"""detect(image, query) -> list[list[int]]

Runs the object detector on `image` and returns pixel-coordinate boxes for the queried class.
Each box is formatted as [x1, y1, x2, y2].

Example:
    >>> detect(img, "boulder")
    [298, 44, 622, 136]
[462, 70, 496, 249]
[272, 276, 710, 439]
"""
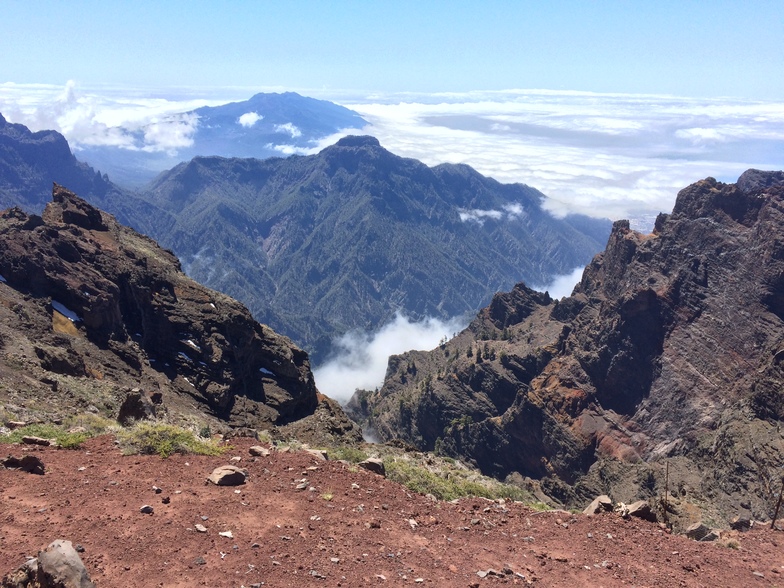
[1, 455, 45, 475]
[730, 517, 752, 532]
[207, 465, 248, 486]
[304, 449, 328, 461]
[684, 522, 710, 541]
[248, 446, 270, 457]
[21, 436, 53, 447]
[12, 539, 95, 588]
[626, 500, 658, 523]
[117, 389, 157, 426]
[358, 458, 386, 477]
[583, 495, 613, 516]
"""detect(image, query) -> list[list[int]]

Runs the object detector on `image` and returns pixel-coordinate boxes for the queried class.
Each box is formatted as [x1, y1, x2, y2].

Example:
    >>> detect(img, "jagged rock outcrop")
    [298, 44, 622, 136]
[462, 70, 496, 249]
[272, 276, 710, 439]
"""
[0, 185, 359, 438]
[351, 170, 784, 526]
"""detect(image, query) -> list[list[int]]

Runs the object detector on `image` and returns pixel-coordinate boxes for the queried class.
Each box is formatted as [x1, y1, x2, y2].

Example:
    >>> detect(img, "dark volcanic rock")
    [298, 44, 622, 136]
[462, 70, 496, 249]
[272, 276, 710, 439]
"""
[0, 185, 360, 436]
[353, 170, 784, 526]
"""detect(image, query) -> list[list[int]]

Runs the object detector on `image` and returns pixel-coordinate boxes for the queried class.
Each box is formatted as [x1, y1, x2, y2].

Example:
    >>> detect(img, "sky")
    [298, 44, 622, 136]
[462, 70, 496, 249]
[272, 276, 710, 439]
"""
[2, 1, 783, 400]
[2, 1, 783, 98]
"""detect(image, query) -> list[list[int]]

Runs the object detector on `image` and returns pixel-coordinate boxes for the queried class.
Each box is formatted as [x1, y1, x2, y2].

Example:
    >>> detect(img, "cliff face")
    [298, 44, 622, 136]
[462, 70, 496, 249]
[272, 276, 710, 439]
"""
[351, 170, 784, 524]
[0, 185, 357, 440]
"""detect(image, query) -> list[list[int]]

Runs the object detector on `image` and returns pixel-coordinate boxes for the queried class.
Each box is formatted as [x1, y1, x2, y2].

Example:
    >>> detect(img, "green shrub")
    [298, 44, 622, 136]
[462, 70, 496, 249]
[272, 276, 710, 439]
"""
[116, 422, 226, 458]
[328, 445, 369, 463]
[63, 413, 117, 436]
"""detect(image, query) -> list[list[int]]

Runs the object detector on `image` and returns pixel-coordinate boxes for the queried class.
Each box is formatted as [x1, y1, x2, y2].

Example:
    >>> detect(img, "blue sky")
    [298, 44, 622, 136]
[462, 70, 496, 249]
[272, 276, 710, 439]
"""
[2, 0, 782, 99]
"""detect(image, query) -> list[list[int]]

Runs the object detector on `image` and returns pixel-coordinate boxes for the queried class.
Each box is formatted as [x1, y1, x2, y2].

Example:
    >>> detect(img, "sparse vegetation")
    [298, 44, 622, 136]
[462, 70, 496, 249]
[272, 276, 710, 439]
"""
[384, 457, 535, 503]
[0, 423, 91, 449]
[63, 413, 117, 436]
[328, 445, 369, 463]
[116, 422, 227, 458]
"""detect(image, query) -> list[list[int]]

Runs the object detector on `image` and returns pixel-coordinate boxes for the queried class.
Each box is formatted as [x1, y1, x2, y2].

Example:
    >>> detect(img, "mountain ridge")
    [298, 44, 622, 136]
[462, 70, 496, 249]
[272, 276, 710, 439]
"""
[140, 135, 612, 361]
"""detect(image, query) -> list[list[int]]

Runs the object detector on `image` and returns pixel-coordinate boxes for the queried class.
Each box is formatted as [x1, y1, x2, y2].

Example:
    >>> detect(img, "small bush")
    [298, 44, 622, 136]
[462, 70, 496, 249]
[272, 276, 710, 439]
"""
[528, 501, 551, 512]
[63, 413, 116, 436]
[329, 445, 369, 463]
[116, 422, 226, 458]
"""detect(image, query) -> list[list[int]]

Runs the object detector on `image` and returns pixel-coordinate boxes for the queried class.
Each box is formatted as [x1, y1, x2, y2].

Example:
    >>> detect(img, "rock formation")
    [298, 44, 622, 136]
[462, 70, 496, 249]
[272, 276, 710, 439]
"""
[0, 184, 359, 439]
[350, 170, 784, 526]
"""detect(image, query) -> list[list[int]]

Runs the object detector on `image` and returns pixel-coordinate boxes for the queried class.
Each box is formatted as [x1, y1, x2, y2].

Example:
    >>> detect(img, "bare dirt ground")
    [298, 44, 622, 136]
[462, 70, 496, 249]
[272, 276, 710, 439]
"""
[1, 436, 782, 587]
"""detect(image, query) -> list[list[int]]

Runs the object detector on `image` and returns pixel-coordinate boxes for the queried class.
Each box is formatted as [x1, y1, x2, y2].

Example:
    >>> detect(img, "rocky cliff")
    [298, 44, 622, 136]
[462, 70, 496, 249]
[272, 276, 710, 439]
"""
[350, 170, 784, 526]
[0, 184, 359, 441]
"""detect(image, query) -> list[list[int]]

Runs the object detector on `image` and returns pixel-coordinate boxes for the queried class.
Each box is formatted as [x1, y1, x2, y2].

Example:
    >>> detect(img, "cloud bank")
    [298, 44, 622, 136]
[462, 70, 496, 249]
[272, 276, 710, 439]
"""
[0, 81, 221, 153]
[313, 312, 468, 404]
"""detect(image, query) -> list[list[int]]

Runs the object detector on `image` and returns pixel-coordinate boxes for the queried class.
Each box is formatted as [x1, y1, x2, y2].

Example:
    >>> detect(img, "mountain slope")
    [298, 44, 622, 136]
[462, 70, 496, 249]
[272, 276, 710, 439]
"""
[74, 92, 367, 187]
[140, 136, 612, 361]
[0, 111, 170, 238]
[349, 169, 784, 526]
[0, 113, 115, 212]
[0, 184, 359, 440]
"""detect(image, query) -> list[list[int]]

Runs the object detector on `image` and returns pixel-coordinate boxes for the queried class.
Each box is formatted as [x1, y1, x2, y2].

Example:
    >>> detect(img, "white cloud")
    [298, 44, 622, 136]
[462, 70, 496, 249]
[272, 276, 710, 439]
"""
[140, 112, 199, 153]
[273, 122, 302, 138]
[531, 266, 585, 300]
[0, 81, 220, 153]
[313, 312, 468, 403]
[458, 204, 527, 224]
[502, 203, 525, 218]
[237, 111, 262, 127]
[458, 208, 503, 223]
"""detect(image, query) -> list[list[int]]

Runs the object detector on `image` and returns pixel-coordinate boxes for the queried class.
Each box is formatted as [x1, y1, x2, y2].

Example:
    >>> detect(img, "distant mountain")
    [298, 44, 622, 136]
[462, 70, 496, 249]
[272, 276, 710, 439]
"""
[348, 170, 784, 528]
[139, 136, 612, 362]
[75, 92, 367, 187]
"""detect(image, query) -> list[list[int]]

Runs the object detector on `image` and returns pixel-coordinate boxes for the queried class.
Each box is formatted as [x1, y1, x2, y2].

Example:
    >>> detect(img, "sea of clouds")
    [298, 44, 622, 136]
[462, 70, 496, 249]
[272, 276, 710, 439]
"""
[344, 90, 784, 228]
[2, 82, 781, 401]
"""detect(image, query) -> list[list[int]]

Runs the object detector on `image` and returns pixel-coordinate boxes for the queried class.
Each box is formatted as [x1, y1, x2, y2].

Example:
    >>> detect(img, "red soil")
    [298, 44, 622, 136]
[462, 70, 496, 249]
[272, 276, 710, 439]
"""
[1, 436, 782, 587]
